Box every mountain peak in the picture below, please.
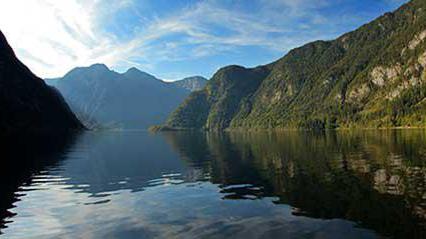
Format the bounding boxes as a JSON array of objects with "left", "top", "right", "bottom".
[
  {"left": 125, "top": 67, "right": 141, "bottom": 74},
  {"left": 89, "top": 63, "right": 109, "bottom": 71},
  {"left": 63, "top": 63, "right": 111, "bottom": 79},
  {"left": 123, "top": 67, "right": 159, "bottom": 81}
]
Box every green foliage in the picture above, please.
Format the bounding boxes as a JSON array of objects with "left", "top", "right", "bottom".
[
  {"left": 388, "top": 84, "right": 426, "bottom": 126},
  {"left": 164, "top": 0, "right": 426, "bottom": 130},
  {"left": 166, "top": 90, "right": 211, "bottom": 129}
]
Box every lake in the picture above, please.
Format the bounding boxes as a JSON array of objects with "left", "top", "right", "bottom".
[{"left": 0, "top": 130, "right": 425, "bottom": 238}]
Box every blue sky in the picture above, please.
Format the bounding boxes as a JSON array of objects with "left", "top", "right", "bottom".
[{"left": 0, "top": 0, "right": 408, "bottom": 80}]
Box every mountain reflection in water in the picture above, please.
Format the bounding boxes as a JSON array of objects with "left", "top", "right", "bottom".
[{"left": 0, "top": 130, "right": 425, "bottom": 238}]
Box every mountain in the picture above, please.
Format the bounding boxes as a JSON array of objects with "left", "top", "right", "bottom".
[
  {"left": 163, "top": 0, "right": 426, "bottom": 130},
  {"left": 169, "top": 76, "right": 207, "bottom": 92},
  {"left": 50, "top": 65, "right": 205, "bottom": 129},
  {"left": 0, "top": 30, "right": 83, "bottom": 133}
]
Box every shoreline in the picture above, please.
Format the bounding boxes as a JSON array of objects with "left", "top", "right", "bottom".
[{"left": 151, "top": 125, "right": 426, "bottom": 133}]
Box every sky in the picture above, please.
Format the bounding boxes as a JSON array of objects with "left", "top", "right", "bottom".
[{"left": 0, "top": 0, "right": 408, "bottom": 81}]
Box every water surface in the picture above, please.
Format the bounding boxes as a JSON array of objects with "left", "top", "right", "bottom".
[{"left": 1, "top": 130, "right": 426, "bottom": 238}]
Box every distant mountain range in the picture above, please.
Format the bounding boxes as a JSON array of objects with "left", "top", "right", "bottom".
[
  {"left": 162, "top": 0, "right": 426, "bottom": 130},
  {"left": 48, "top": 65, "right": 207, "bottom": 129},
  {"left": 0, "top": 30, "right": 83, "bottom": 133}
]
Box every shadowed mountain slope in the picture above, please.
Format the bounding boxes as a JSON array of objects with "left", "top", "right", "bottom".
[
  {"left": 0, "top": 30, "right": 83, "bottom": 133},
  {"left": 51, "top": 65, "right": 206, "bottom": 129}
]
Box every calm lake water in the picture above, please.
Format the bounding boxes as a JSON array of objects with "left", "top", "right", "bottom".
[{"left": 1, "top": 130, "right": 426, "bottom": 238}]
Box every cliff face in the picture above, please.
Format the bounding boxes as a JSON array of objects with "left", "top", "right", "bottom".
[
  {"left": 0, "top": 30, "right": 83, "bottom": 133},
  {"left": 165, "top": 0, "right": 426, "bottom": 130}
]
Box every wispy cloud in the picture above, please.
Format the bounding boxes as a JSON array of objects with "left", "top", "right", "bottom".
[
  {"left": 0, "top": 0, "right": 408, "bottom": 80},
  {"left": 0, "top": 0, "right": 133, "bottom": 77}
]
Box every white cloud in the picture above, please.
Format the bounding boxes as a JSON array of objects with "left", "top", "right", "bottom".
[{"left": 0, "top": 0, "right": 132, "bottom": 78}]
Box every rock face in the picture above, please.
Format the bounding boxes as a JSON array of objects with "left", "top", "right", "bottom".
[
  {"left": 408, "top": 30, "right": 426, "bottom": 50},
  {"left": 370, "top": 65, "right": 401, "bottom": 87},
  {"left": 165, "top": 0, "right": 426, "bottom": 130},
  {"left": 50, "top": 65, "right": 205, "bottom": 129},
  {"left": 169, "top": 76, "right": 207, "bottom": 92},
  {"left": 0, "top": 30, "right": 83, "bottom": 133}
]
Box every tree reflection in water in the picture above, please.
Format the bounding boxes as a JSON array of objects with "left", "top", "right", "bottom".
[{"left": 163, "top": 130, "right": 426, "bottom": 238}]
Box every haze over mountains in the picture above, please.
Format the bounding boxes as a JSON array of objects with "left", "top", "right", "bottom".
[
  {"left": 0, "top": 30, "right": 83, "bottom": 133},
  {"left": 49, "top": 65, "right": 206, "bottom": 129},
  {"left": 163, "top": 0, "right": 426, "bottom": 130}
]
